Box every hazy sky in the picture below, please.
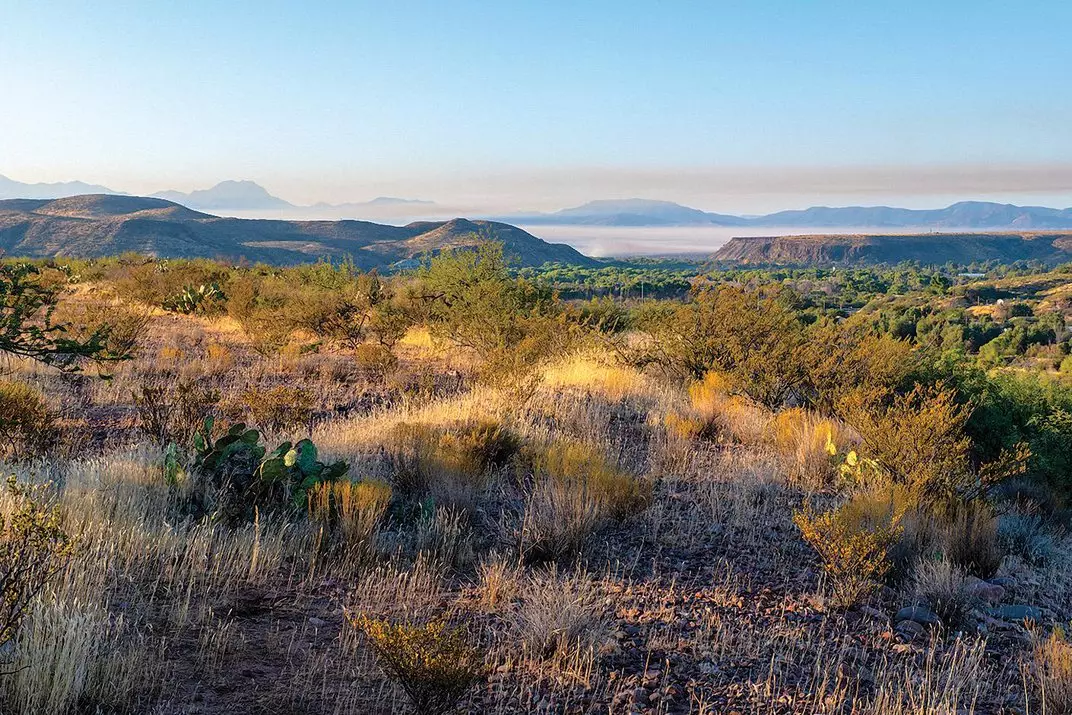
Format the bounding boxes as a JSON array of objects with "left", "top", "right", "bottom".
[{"left": 2, "top": 0, "right": 1071, "bottom": 213}]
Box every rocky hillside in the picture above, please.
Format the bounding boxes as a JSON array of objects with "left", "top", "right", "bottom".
[
  {"left": 0, "top": 195, "right": 595, "bottom": 268},
  {"left": 713, "top": 232, "right": 1072, "bottom": 265}
]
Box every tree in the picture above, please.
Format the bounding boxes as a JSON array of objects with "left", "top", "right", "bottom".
[{"left": 0, "top": 263, "right": 129, "bottom": 369}]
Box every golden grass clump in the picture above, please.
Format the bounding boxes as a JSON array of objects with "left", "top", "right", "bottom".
[
  {"left": 540, "top": 354, "right": 650, "bottom": 401},
  {"left": 687, "top": 371, "right": 771, "bottom": 444},
  {"left": 235, "top": 384, "right": 314, "bottom": 434},
  {"left": 767, "top": 408, "right": 848, "bottom": 486},
  {"left": 1034, "top": 626, "right": 1072, "bottom": 713},
  {"left": 386, "top": 418, "right": 519, "bottom": 497},
  {"left": 204, "top": 342, "right": 236, "bottom": 373},
  {"left": 350, "top": 614, "right": 484, "bottom": 715},
  {"left": 0, "top": 381, "right": 58, "bottom": 458},
  {"left": 309, "top": 479, "right": 392, "bottom": 547},
  {"left": 521, "top": 440, "right": 649, "bottom": 562}
]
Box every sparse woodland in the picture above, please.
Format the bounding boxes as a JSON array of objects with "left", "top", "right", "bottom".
[{"left": 0, "top": 246, "right": 1071, "bottom": 714}]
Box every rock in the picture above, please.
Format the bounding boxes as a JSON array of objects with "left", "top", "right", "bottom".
[
  {"left": 895, "top": 606, "right": 941, "bottom": 626},
  {"left": 860, "top": 605, "right": 887, "bottom": 621},
  {"left": 308, "top": 616, "right": 327, "bottom": 627},
  {"left": 990, "top": 605, "right": 1042, "bottom": 623},
  {"left": 896, "top": 620, "right": 926, "bottom": 641},
  {"left": 988, "top": 576, "right": 1017, "bottom": 589},
  {"left": 964, "top": 581, "right": 1005, "bottom": 603}
]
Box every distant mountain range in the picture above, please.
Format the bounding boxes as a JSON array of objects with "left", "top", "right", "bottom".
[
  {"left": 0, "top": 175, "right": 434, "bottom": 216},
  {"left": 4, "top": 173, "right": 1072, "bottom": 231},
  {"left": 0, "top": 194, "right": 592, "bottom": 268},
  {"left": 504, "top": 199, "right": 1072, "bottom": 229},
  {"left": 713, "top": 232, "right": 1072, "bottom": 266}
]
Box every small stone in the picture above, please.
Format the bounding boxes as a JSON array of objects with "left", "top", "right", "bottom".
[
  {"left": 988, "top": 576, "right": 1017, "bottom": 589},
  {"left": 896, "top": 620, "right": 926, "bottom": 640},
  {"left": 964, "top": 581, "right": 1004, "bottom": 603},
  {"left": 308, "top": 617, "right": 327, "bottom": 627},
  {"left": 990, "top": 605, "right": 1042, "bottom": 623},
  {"left": 894, "top": 606, "right": 941, "bottom": 626}
]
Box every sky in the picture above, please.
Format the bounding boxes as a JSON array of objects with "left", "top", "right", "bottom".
[{"left": 2, "top": 0, "right": 1072, "bottom": 214}]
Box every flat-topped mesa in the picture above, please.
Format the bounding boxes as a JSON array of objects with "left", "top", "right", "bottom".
[{"left": 713, "top": 232, "right": 1072, "bottom": 266}]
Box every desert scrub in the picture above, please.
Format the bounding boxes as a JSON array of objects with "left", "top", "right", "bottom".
[
  {"left": 0, "top": 477, "right": 74, "bottom": 648},
  {"left": 350, "top": 614, "right": 484, "bottom": 714},
  {"left": 1033, "top": 626, "right": 1072, "bottom": 713},
  {"left": 233, "top": 384, "right": 314, "bottom": 434},
  {"left": 794, "top": 496, "right": 904, "bottom": 608},
  {"left": 133, "top": 378, "right": 220, "bottom": 446},
  {"left": 308, "top": 479, "right": 392, "bottom": 548},
  {"left": 520, "top": 440, "right": 649, "bottom": 562},
  {"left": 387, "top": 419, "right": 520, "bottom": 497},
  {"left": 0, "top": 381, "right": 58, "bottom": 459}
]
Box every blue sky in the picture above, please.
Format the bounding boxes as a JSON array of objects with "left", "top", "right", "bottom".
[{"left": 2, "top": 0, "right": 1071, "bottom": 212}]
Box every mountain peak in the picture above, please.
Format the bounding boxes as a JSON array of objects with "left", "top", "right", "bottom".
[{"left": 151, "top": 180, "right": 292, "bottom": 211}]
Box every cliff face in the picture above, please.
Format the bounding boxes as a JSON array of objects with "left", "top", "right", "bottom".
[{"left": 713, "top": 233, "right": 1072, "bottom": 265}]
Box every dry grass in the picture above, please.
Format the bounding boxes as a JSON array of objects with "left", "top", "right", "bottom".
[{"left": 0, "top": 300, "right": 1062, "bottom": 715}]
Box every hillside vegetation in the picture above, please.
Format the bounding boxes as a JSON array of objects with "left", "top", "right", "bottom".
[
  {"left": 0, "top": 247, "right": 1069, "bottom": 713},
  {"left": 0, "top": 195, "right": 593, "bottom": 268}
]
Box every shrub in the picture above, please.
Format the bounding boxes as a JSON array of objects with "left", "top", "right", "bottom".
[
  {"left": 939, "top": 500, "right": 1003, "bottom": 578},
  {"left": 844, "top": 384, "right": 975, "bottom": 505},
  {"left": 354, "top": 343, "right": 398, "bottom": 382},
  {"left": 237, "top": 385, "right": 314, "bottom": 434},
  {"left": 0, "top": 381, "right": 57, "bottom": 459},
  {"left": 638, "top": 285, "right": 808, "bottom": 408},
  {"left": 803, "top": 326, "right": 917, "bottom": 414},
  {"left": 838, "top": 485, "right": 937, "bottom": 583},
  {"left": 520, "top": 441, "right": 649, "bottom": 562},
  {"left": 794, "top": 499, "right": 904, "bottom": 608},
  {"left": 350, "top": 615, "right": 484, "bottom": 715},
  {"left": 911, "top": 558, "right": 979, "bottom": 631},
  {"left": 132, "top": 379, "right": 220, "bottom": 446},
  {"left": 1034, "top": 626, "right": 1072, "bottom": 714},
  {"left": 308, "top": 479, "right": 392, "bottom": 547},
  {"left": 0, "top": 477, "right": 73, "bottom": 649}
]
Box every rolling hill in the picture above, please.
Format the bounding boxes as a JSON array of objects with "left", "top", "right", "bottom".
[
  {"left": 712, "top": 232, "right": 1072, "bottom": 266},
  {"left": 0, "top": 195, "right": 595, "bottom": 268}
]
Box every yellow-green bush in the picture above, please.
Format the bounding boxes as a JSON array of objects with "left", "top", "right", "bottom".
[
  {"left": 521, "top": 441, "right": 649, "bottom": 562},
  {"left": 308, "top": 479, "right": 392, "bottom": 547},
  {"left": 794, "top": 496, "right": 905, "bottom": 608},
  {"left": 0, "top": 382, "right": 58, "bottom": 459},
  {"left": 387, "top": 419, "right": 520, "bottom": 496},
  {"left": 350, "top": 615, "right": 484, "bottom": 715}
]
